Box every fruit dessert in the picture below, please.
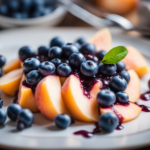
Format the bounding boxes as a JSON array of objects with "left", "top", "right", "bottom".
[{"left": 0, "top": 28, "right": 149, "bottom": 137}]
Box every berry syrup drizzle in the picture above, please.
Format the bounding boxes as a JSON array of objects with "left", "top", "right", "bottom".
[
  {"left": 135, "top": 103, "right": 150, "bottom": 112},
  {"left": 73, "top": 122, "right": 101, "bottom": 138}
]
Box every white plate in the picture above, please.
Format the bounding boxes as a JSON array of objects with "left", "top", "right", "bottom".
[{"left": 0, "top": 27, "right": 150, "bottom": 150}]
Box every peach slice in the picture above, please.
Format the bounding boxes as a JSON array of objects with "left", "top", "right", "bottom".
[
  {"left": 17, "top": 74, "right": 39, "bottom": 113},
  {"left": 125, "top": 70, "right": 140, "bottom": 103},
  {"left": 100, "top": 102, "right": 142, "bottom": 123},
  {"left": 62, "top": 75, "right": 101, "bottom": 122},
  {"left": 88, "top": 28, "right": 112, "bottom": 52},
  {"left": 123, "top": 46, "right": 149, "bottom": 78},
  {"left": 60, "top": 77, "right": 67, "bottom": 86},
  {"left": 3, "top": 58, "right": 21, "bottom": 74},
  {"left": 35, "top": 75, "right": 68, "bottom": 120},
  {"left": 0, "top": 68, "right": 23, "bottom": 96}
]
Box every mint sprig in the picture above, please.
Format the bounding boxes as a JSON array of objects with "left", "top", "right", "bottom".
[{"left": 102, "top": 46, "right": 128, "bottom": 64}]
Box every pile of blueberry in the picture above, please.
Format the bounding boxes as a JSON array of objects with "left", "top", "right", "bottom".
[
  {"left": 18, "top": 36, "right": 130, "bottom": 132},
  {"left": 0, "top": 55, "right": 6, "bottom": 77},
  {"left": 0, "top": 0, "right": 58, "bottom": 19},
  {"left": 0, "top": 99, "right": 33, "bottom": 131}
]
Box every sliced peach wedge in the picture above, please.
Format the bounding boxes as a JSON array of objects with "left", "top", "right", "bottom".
[
  {"left": 17, "top": 74, "right": 39, "bottom": 113},
  {"left": 3, "top": 58, "right": 21, "bottom": 74},
  {"left": 88, "top": 28, "right": 112, "bottom": 52},
  {"left": 0, "top": 68, "right": 23, "bottom": 96},
  {"left": 125, "top": 70, "right": 140, "bottom": 103},
  {"left": 35, "top": 75, "right": 68, "bottom": 120},
  {"left": 62, "top": 75, "right": 101, "bottom": 122},
  {"left": 123, "top": 46, "right": 149, "bottom": 78},
  {"left": 100, "top": 102, "right": 142, "bottom": 123}
]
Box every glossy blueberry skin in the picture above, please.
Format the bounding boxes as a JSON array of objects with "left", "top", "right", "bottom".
[
  {"left": 26, "top": 70, "right": 42, "bottom": 85},
  {"left": 76, "top": 37, "right": 86, "bottom": 45},
  {"left": 18, "top": 109, "right": 34, "bottom": 127},
  {"left": 97, "top": 90, "right": 116, "bottom": 107},
  {"left": 23, "top": 58, "right": 40, "bottom": 73},
  {"left": 80, "top": 60, "right": 98, "bottom": 77},
  {"left": 62, "top": 43, "right": 79, "bottom": 58},
  {"left": 20, "top": 0, "right": 32, "bottom": 12},
  {"left": 69, "top": 52, "right": 85, "bottom": 69},
  {"left": 80, "top": 43, "right": 96, "bottom": 55},
  {"left": 98, "top": 63, "right": 117, "bottom": 76},
  {"left": 54, "top": 114, "right": 71, "bottom": 129},
  {"left": 97, "top": 51, "right": 106, "bottom": 61},
  {"left": 51, "top": 58, "right": 62, "bottom": 67},
  {"left": 0, "top": 109, "right": 6, "bottom": 126},
  {"left": 73, "top": 42, "right": 81, "bottom": 49},
  {"left": 0, "top": 98, "right": 3, "bottom": 108},
  {"left": 50, "top": 37, "right": 64, "bottom": 48},
  {"left": 7, "top": 104, "right": 22, "bottom": 122},
  {"left": 48, "top": 46, "right": 63, "bottom": 59},
  {"left": 38, "top": 61, "right": 56, "bottom": 76},
  {"left": 0, "top": 5, "right": 8, "bottom": 16},
  {"left": 7, "top": 0, "right": 19, "bottom": 12},
  {"left": 31, "top": 11, "right": 41, "bottom": 18},
  {"left": 17, "top": 121, "right": 26, "bottom": 131},
  {"left": 110, "top": 76, "right": 127, "bottom": 92},
  {"left": 116, "top": 92, "right": 129, "bottom": 104},
  {"left": 12, "top": 12, "right": 23, "bottom": 19},
  {"left": 0, "top": 55, "right": 6, "bottom": 68},
  {"left": 98, "top": 112, "right": 119, "bottom": 132},
  {"left": 57, "top": 63, "right": 72, "bottom": 77},
  {"left": 116, "top": 61, "right": 126, "bottom": 73},
  {"left": 38, "top": 46, "right": 49, "bottom": 56},
  {"left": 119, "top": 70, "right": 130, "bottom": 83},
  {"left": 19, "top": 46, "right": 34, "bottom": 62},
  {"left": 0, "top": 69, "right": 2, "bottom": 77}
]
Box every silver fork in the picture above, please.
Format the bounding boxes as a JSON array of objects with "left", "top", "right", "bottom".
[{"left": 58, "top": 0, "right": 150, "bottom": 36}]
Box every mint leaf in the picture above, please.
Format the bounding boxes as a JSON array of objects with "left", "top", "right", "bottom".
[{"left": 102, "top": 46, "right": 128, "bottom": 64}]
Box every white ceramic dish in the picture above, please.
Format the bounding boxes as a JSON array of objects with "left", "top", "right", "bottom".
[
  {"left": 0, "top": 27, "right": 150, "bottom": 150},
  {"left": 0, "top": 6, "right": 67, "bottom": 28}
]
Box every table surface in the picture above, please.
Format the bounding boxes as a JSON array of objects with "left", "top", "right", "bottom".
[{"left": 0, "top": 11, "right": 150, "bottom": 150}]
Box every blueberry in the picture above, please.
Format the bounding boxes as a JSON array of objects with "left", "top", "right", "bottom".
[
  {"left": 84, "top": 55, "right": 99, "bottom": 63},
  {"left": 38, "top": 46, "right": 49, "bottom": 56},
  {"left": 76, "top": 37, "right": 86, "bottom": 45},
  {"left": 0, "top": 69, "right": 2, "bottom": 77},
  {"left": 98, "top": 112, "right": 119, "bottom": 132},
  {"left": 23, "top": 58, "right": 40, "bottom": 73},
  {"left": 20, "top": 0, "right": 32, "bottom": 12},
  {"left": 26, "top": 70, "right": 42, "bottom": 85},
  {"left": 64, "top": 60, "right": 69, "bottom": 64},
  {"left": 50, "top": 37, "right": 64, "bottom": 48},
  {"left": 17, "top": 121, "right": 26, "bottom": 131},
  {"left": 116, "top": 61, "right": 126, "bottom": 73},
  {"left": 48, "top": 46, "right": 63, "bottom": 59},
  {"left": 19, "top": 46, "right": 34, "bottom": 62},
  {"left": 7, "top": 104, "right": 22, "bottom": 122},
  {"left": 0, "top": 5, "right": 8, "bottom": 16},
  {"left": 73, "top": 42, "right": 81, "bottom": 49},
  {"left": 98, "top": 63, "right": 117, "bottom": 76},
  {"left": 0, "top": 109, "right": 6, "bottom": 126},
  {"left": 57, "top": 63, "right": 72, "bottom": 77},
  {"left": 54, "top": 114, "right": 71, "bottom": 129},
  {"left": 0, "top": 55, "right": 6, "bottom": 68},
  {"left": 42, "top": 7, "right": 53, "bottom": 15},
  {"left": 69, "top": 52, "right": 85, "bottom": 69},
  {"left": 97, "top": 51, "right": 106, "bottom": 61},
  {"left": 110, "top": 76, "right": 127, "bottom": 92},
  {"left": 7, "top": 0, "right": 20, "bottom": 12},
  {"left": 116, "top": 92, "right": 129, "bottom": 104},
  {"left": 80, "top": 60, "right": 98, "bottom": 77},
  {"left": 97, "top": 90, "right": 116, "bottom": 107},
  {"left": 80, "top": 43, "right": 96, "bottom": 55},
  {"left": 30, "top": 11, "right": 41, "bottom": 18},
  {"left": 18, "top": 109, "right": 34, "bottom": 127},
  {"left": 0, "top": 98, "right": 3, "bottom": 108},
  {"left": 12, "top": 12, "right": 23, "bottom": 19},
  {"left": 62, "top": 43, "right": 79, "bottom": 58},
  {"left": 119, "top": 70, "right": 130, "bottom": 83},
  {"left": 38, "top": 61, "right": 55, "bottom": 76},
  {"left": 51, "top": 58, "right": 62, "bottom": 67}
]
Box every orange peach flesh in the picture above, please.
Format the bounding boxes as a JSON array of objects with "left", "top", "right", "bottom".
[
  {"left": 0, "top": 68, "right": 23, "bottom": 96},
  {"left": 3, "top": 58, "right": 21, "bottom": 74},
  {"left": 125, "top": 70, "right": 140, "bottom": 103},
  {"left": 62, "top": 75, "right": 101, "bottom": 122},
  {"left": 88, "top": 28, "right": 112, "bottom": 52},
  {"left": 35, "top": 75, "right": 68, "bottom": 120},
  {"left": 100, "top": 102, "right": 142, "bottom": 123},
  {"left": 123, "top": 46, "right": 149, "bottom": 77}
]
